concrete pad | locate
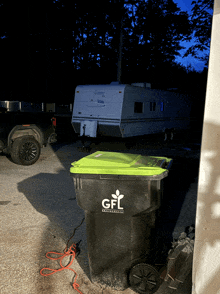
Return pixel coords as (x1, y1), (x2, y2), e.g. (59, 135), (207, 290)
(0, 141), (198, 293)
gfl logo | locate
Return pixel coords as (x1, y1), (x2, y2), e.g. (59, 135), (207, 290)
(102, 189), (124, 210)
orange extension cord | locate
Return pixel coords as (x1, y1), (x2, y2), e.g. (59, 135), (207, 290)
(40, 243), (83, 293)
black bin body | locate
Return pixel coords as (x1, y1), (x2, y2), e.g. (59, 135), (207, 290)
(72, 173), (165, 290)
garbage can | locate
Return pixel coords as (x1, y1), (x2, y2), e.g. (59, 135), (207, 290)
(70, 151), (172, 293)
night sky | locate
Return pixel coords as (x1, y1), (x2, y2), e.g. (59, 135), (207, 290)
(174, 0), (213, 71)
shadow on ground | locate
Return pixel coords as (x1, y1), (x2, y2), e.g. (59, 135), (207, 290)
(17, 168), (91, 293)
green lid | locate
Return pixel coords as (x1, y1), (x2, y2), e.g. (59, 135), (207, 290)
(70, 151), (172, 176)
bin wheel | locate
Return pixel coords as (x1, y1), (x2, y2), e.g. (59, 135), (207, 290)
(129, 263), (161, 294)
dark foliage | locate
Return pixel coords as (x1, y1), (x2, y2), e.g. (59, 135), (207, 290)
(0, 0), (211, 110)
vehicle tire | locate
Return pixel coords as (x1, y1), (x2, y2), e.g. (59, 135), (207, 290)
(10, 136), (41, 165)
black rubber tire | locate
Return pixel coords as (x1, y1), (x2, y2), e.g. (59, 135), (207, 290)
(170, 131), (174, 140)
(164, 131), (168, 142)
(164, 130), (174, 142)
(10, 136), (41, 165)
(129, 263), (161, 294)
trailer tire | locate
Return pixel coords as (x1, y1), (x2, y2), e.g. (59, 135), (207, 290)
(10, 136), (41, 165)
(164, 132), (168, 142)
(170, 131), (174, 140)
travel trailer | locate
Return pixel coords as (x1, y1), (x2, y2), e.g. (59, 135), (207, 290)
(71, 82), (191, 141)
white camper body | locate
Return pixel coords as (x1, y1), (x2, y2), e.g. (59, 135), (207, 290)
(71, 84), (191, 139)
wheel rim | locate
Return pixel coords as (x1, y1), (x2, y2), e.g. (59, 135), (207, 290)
(19, 142), (38, 162)
(129, 264), (160, 294)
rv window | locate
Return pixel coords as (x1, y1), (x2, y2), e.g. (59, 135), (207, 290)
(160, 102), (164, 111)
(134, 102), (143, 113)
(150, 102), (156, 111)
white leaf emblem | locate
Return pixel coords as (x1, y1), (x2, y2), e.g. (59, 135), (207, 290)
(112, 193), (118, 199)
(112, 189), (124, 200)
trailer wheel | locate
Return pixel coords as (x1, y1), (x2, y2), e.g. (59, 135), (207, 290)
(10, 136), (41, 165)
(170, 131), (174, 140)
(164, 132), (168, 142)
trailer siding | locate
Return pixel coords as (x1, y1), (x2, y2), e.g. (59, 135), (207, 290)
(72, 84), (191, 139)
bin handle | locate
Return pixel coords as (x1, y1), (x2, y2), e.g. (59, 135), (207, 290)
(145, 203), (160, 213)
(100, 175), (119, 180)
(166, 159), (173, 170)
(133, 203), (160, 218)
